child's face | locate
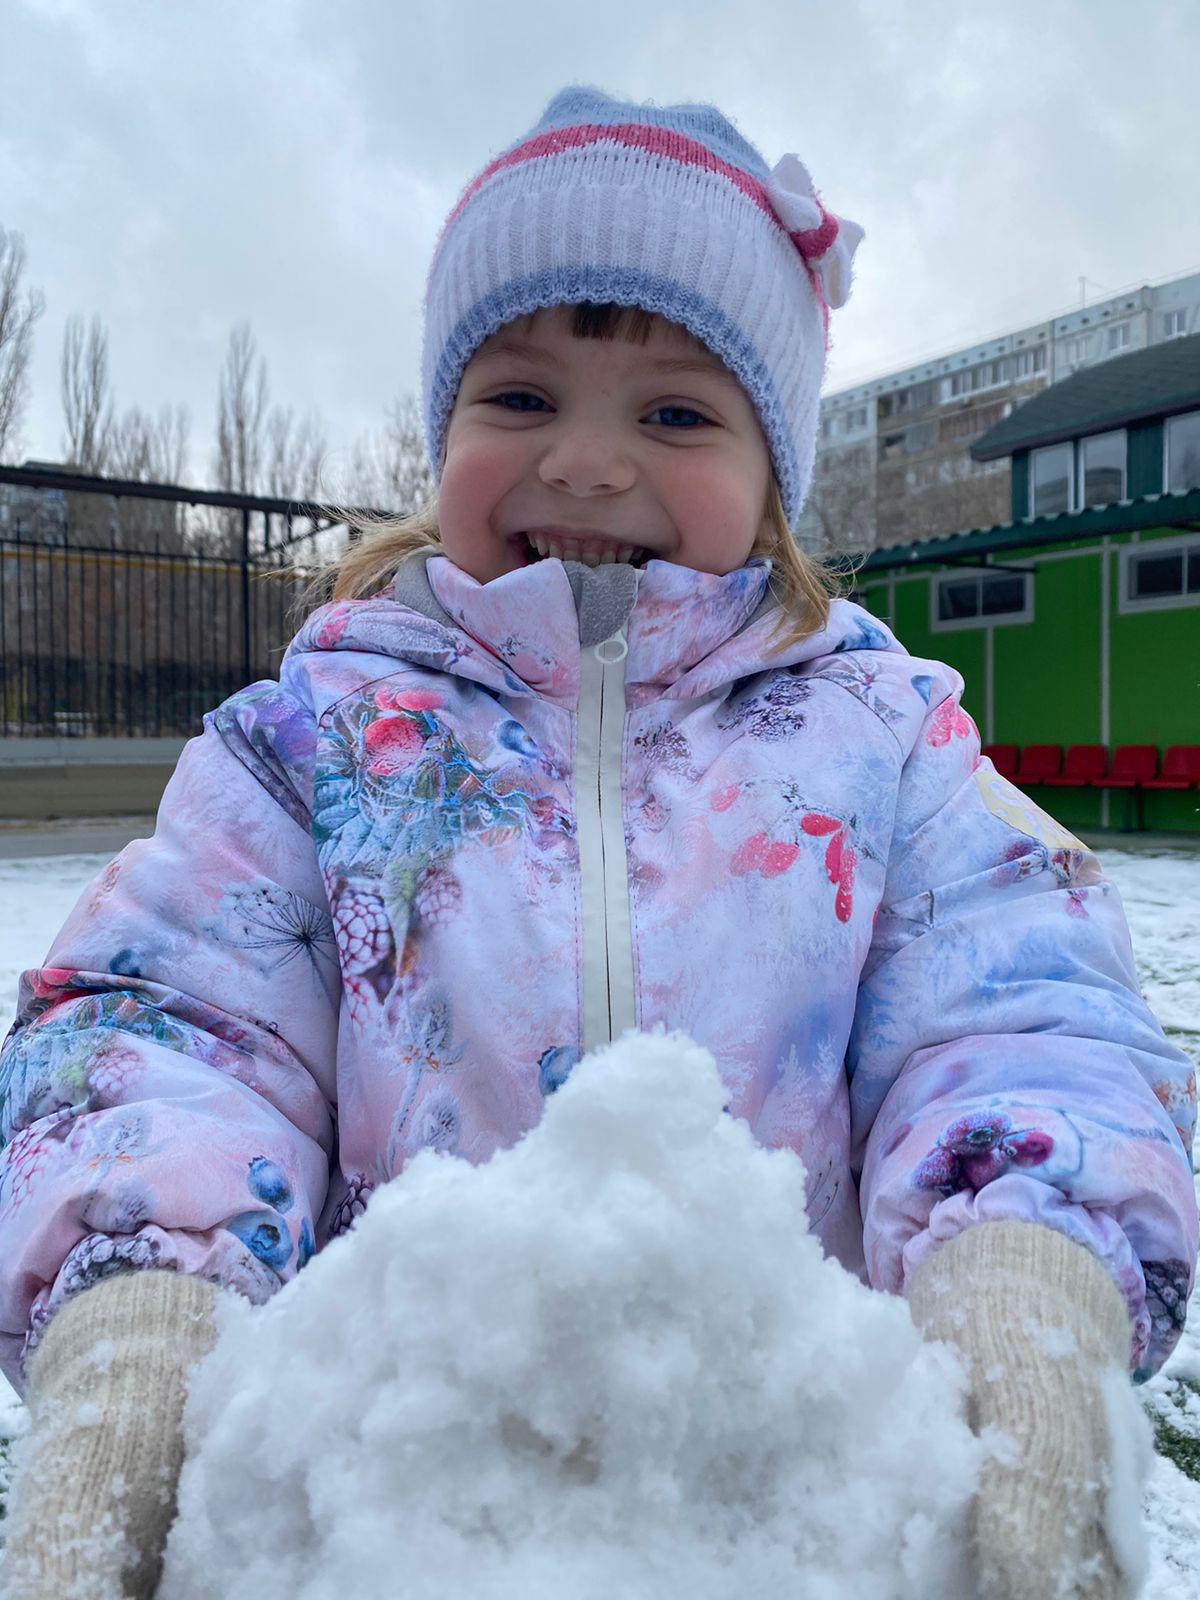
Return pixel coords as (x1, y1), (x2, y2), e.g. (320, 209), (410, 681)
(438, 306), (773, 583)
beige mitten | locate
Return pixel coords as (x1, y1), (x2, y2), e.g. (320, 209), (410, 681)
(2, 1270), (219, 1600)
(907, 1220), (1146, 1600)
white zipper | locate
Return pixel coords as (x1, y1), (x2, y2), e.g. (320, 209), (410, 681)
(576, 626), (637, 1051)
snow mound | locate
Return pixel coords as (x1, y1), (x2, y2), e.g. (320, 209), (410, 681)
(161, 1030), (982, 1600)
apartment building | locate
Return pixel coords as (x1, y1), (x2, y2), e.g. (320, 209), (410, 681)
(800, 267), (1200, 553)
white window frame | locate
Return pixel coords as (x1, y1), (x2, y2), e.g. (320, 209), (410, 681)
(1162, 309), (1188, 340)
(1077, 429), (1127, 508)
(930, 568), (1034, 633)
(1118, 532), (1200, 615)
(1106, 322), (1131, 353)
(1163, 409), (1200, 494)
(1029, 442), (1076, 518)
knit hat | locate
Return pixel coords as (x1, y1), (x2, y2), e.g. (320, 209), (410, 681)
(420, 85), (863, 532)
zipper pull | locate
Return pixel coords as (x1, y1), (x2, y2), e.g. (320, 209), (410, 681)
(594, 627), (628, 665)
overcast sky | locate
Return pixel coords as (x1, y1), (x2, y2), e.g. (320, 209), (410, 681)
(3, 0), (1198, 487)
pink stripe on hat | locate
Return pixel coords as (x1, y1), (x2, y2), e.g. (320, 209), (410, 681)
(441, 122), (783, 240)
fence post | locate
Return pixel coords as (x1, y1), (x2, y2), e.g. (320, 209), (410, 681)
(241, 505), (251, 687)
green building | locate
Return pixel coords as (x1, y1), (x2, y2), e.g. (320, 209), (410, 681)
(850, 333), (1200, 833)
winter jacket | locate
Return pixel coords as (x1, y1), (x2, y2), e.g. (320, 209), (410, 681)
(0, 551), (1195, 1392)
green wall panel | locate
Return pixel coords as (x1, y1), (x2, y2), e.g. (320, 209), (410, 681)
(993, 553), (1100, 742)
(991, 552), (1103, 829)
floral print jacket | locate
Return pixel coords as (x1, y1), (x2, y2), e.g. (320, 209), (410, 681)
(0, 552), (1195, 1393)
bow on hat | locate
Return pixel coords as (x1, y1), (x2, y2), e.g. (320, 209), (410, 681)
(765, 153), (864, 311)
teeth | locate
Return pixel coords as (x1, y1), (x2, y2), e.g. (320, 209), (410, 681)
(522, 535), (647, 565)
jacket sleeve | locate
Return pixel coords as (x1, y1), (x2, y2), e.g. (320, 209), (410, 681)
(848, 664), (1198, 1382)
(0, 679), (340, 1396)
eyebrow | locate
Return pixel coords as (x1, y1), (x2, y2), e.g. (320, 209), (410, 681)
(469, 338), (742, 390)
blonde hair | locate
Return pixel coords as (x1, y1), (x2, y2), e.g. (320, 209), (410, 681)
(290, 304), (852, 654)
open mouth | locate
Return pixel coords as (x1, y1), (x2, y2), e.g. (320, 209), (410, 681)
(511, 533), (652, 569)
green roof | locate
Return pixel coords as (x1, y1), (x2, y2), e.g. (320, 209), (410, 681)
(971, 331), (1200, 461)
(855, 487), (1200, 574)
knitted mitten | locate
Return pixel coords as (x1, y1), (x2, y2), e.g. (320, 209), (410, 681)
(2, 1270), (219, 1600)
(907, 1220), (1146, 1600)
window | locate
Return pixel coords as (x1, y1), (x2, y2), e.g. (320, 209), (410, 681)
(932, 570), (1032, 630)
(1078, 431), (1126, 507)
(1030, 443), (1075, 516)
(1105, 322), (1131, 353)
(1165, 411), (1200, 493)
(1162, 309), (1189, 340)
(904, 421), (937, 455)
(1119, 534), (1200, 613)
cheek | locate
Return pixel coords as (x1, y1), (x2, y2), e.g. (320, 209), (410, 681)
(661, 459), (764, 543)
(438, 435), (520, 535)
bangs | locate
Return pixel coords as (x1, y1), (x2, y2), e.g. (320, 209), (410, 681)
(514, 301), (709, 351)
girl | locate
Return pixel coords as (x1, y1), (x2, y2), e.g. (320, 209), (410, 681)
(1, 87), (1195, 1600)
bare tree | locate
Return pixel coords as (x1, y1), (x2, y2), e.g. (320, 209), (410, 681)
(110, 402), (190, 483)
(804, 441), (877, 555)
(61, 312), (115, 471)
(0, 225), (45, 462)
(264, 403), (327, 502)
(343, 394), (434, 513)
(214, 322), (268, 494)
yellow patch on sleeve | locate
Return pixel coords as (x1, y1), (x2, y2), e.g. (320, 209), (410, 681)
(973, 765), (1089, 851)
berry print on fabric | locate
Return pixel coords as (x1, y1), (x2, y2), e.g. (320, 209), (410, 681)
(329, 1172), (374, 1239)
(911, 1110), (1057, 1197)
(799, 811), (859, 923)
(247, 1156), (294, 1213)
(715, 672), (813, 741)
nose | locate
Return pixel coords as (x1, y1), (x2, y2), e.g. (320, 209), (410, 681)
(536, 420), (635, 496)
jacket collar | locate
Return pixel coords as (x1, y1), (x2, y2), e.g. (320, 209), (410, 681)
(420, 553), (774, 703)
(287, 548), (902, 707)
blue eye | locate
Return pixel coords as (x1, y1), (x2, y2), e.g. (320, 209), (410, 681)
(648, 405), (709, 428)
(488, 391), (550, 412)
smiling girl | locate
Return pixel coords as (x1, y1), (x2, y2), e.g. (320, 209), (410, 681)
(1, 86), (1194, 1600)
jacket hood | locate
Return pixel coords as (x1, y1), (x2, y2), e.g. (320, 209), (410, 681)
(285, 548), (903, 706)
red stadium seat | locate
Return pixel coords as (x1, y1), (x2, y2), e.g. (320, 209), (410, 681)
(1014, 745), (1062, 784)
(982, 744), (1019, 779)
(1045, 744), (1108, 788)
(1092, 746), (1158, 790)
(1143, 746), (1200, 791)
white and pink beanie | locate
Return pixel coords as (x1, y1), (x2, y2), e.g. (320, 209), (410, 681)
(420, 85), (864, 530)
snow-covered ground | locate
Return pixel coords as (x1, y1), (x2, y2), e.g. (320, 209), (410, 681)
(0, 842), (1198, 1593)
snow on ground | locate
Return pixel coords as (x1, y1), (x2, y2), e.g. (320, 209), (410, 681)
(0, 841), (1198, 1594)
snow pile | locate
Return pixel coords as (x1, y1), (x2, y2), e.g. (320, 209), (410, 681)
(160, 1031), (982, 1600)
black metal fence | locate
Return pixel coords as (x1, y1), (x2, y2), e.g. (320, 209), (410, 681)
(0, 465), (380, 738)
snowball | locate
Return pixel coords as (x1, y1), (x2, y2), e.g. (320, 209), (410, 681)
(161, 1030), (983, 1600)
